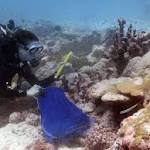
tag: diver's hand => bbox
[27,84,45,97]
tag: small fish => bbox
[120,104,138,114]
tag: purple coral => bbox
[85,111,118,150]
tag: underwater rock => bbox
[113,103,150,150]
[26,139,56,150]
[60,31,102,56]
[85,111,118,150]
[46,40,56,47]
[86,45,107,63]
[65,72,79,87]
[88,79,116,99]
[122,56,142,77]
[25,113,40,126]
[79,66,93,74]
[58,147,84,150]
[63,63,75,74]
[80,58,117,80]
[88,77,129,99]
[42,29,103,59]
[77,102,96,113]
[0,121,42,150]
[101,92,130,104]
[89,76,146,100]
[115,77,144,97]
[9,112,23,124]
[88,76,150,115]
[35,61,57,80]
[123,51,150,77]
[63,72,94,104]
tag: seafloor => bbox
[1,19,150,150]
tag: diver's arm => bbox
[20,62,56,87]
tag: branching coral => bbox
[111,18,150,75]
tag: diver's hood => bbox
[14,29,44,67]
[14,29,39,45]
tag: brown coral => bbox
[111,18,150,75]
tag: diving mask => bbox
[18,41,43,66]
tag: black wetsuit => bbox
[0,28,55,98]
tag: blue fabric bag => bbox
[37,87,91,142]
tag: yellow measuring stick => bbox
[55,51,73,79]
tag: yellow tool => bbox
[55,51,73,79]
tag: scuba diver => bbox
[0,19,56,98]
[0,20,92,142]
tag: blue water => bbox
[0,0,150,29]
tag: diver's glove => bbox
[26,84,45,97]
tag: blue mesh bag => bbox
[37,87,91,142]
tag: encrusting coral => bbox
[89,75,150,102]
[111,18,150,74]
[85,111,118,150]
[111,103,150,150]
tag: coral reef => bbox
[9,112,23,123]
[88,76,150,115]
[85,111,118,150]
[61,58,117,105]
[123,51,150,78]
[0,111,43,150]
[86,45,107,63]
[26,139,56,150]
[80,58,117,80]
[2,19,150,150]
[88,76,150,101]
[111,103,150,150]
[111,18,150,74]
[34,61,57,80]
[62,72,93,104]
